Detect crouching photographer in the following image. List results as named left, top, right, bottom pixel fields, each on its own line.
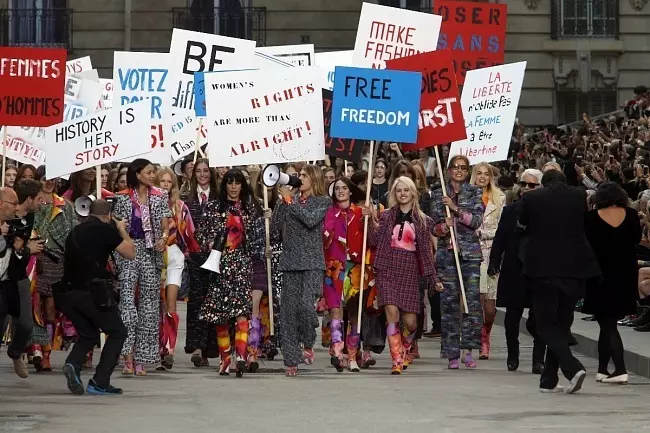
left=55, top=199, right=135, bottom=395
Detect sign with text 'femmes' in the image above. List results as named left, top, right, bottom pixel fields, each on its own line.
left=353, top=3, right=442, bottom=69
left=169, top=29, right=257, bottom=112
left=204, top=68, right=324, bottom=166
left=45, top=101, right=150, bottom=178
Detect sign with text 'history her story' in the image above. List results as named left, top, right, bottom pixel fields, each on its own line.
left=449, top=61, right=526, bottom=165
left=330, top=66, right=421, bottom=143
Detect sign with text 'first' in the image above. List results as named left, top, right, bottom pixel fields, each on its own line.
left=353, top=3, right=442, bottom=69
left=45, top=101, right=150, bottom=179
left=330, top=66, right=421, bottom=143
left=449, top=61, right=526, bottom=165
left=0, top=47, right=66, bottom=127
left=169, top=29, right=257, bottom=112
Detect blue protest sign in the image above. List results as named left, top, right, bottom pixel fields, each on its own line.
left=194, top=68, right=259, bottom=117
left=330, top=66, right=421, bottom=143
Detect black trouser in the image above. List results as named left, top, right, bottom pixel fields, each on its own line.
left=503, top=307, right=546, bottom=364
left=61, top=289, right=126, bottom=388
left=429, top=290, right=441, bottom=332
left=531, top=278, right=585, bottom=390
left=0, top=279, right=33, bottom=360
left=596, top=316, right=626, bottom=376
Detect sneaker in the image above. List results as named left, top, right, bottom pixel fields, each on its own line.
left=601, top=373, right=628, bottom=385
left=303, top=348, right=315, bottom=365
left=12, top=357, right=28, bottom=379
left=348, top=359, right=360, bottom=372
left=448, top=358, right=460, bottom=370
left=86, top=379, right=123, bottom=395
left=62, top=363, right=84, bottom=395
left=567, top=370, right=587, bottom=394
left=596, top=372, right=609, bottom=382
left=540, top=386, right=564, bottom=393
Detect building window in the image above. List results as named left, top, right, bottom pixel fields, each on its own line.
left=552, top=0, right=618, bottom=39
left=5, top=0, right=69, bottom=47
left=556, top=91, right=618, bottom=124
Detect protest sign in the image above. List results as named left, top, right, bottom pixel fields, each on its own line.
left=322, top=89, right=364, bottom=163
left=204, top=68, right=324, bottom=166
left=113, top=51, right=173, bottom=163
left=257, top=44, right=314, bottom=67
left=45, top=101, right=150, bottom=178
left=386, top=49, right=465, bottom=149
left=435, top=0, right=507, bottom=85
left=63, top=69, right=103, bottom=122
left=330, top=66, right=420, bottom=143
left=449, top=61, right=526, bottom=164
left=169, top=29, right=257, bottom=112
left=170, top=110, right=208, bottom=162
left=99, top=78, right=113, bottom=110
left=0, top=125, right=46, bottom=166
left=66, top=56, right=92, bottom=75
left=0, top=47, right=66, bottom=127
left=315, top=50, right=353, bottom=91
left=194, top=69, right=257, bottom=117
left=353, top=3, right=442, bottom=69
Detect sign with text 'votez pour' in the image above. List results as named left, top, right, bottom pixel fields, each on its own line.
left=386, top=49, right=466, bottom=149
left=434, top=0, right=507, bottom=85
left=169, top=29, right=257, bottom=112
left=45, top=101, right=150, bottom=178
left=0, top=47, right=66, bottom=127
left=353, top=3, right=442, bottom=69
left=322, top=89, right=365, bottom=163
left=449, top=61, right=526, bottom=165
left=330, top=66, right=421, bottom=143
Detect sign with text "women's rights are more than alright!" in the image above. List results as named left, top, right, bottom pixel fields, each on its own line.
left=449, top=61, right=526, bottom=165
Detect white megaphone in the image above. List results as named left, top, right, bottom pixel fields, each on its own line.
left=328, top=181, right=335, bottom=198
left=201, top=228, right=229, bottom=273
left=171, top=159, right=184, bottom=176
left=74, top=194, right=96, bottom=217
left=261, top=164, right=302, bottom=188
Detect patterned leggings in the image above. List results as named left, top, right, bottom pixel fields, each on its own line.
left=280, top=270, right=322, bottom=367
left=118, top=239, right=161, bottom=364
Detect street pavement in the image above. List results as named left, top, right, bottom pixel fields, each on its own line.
left=1, top=304, right=649, bottom=433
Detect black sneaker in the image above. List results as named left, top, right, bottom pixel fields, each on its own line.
left=634, top=322, right=650, bottom=332
left=63, top=363, right=84, bottom=395
left=87, top=379, right=123, bottom=395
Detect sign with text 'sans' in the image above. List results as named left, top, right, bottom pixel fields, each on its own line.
left=434, top=0, right=507, bottom=85
left=0, top=47, right=66, bottom=127
left=386, top=49, right=466, bottom=149
left=169, top=109, right=208, bottom=162
left=205, top=68, right=325, bottom=166
left=63, top=69, right=103, bottom=121
left=315, top=50, right=353, bottom=91
left=353, top=3, right=442, bottom=69
left=449, top=61, right=526, bottom=164
left=330, top=66, right=420, bottom=143
left=0, top=125, right=46, bottom=166
left=257, top=44, right=314, bottom=67
left=113, top=51, right=172, bottom=163
left=45, top=101, right=150, bottom=178
left=169, top=29, right=257, bottom=112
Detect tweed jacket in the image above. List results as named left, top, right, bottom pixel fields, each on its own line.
left=478, top=189, right=506, bottom=262
left=33, top=194, right=77, bottom=253
left=273, top=194, right=330, bottom=272
left=430, top=182, right=484, bottom=262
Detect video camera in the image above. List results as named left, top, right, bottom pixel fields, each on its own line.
left=5, top=217, right=32, bottom=242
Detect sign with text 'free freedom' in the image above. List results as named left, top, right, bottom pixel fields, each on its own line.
left=330, top=66, right=421, bottom=143
left=45, top=101, right=150, bottom=178
left=449, top=61, right=526, bottom=164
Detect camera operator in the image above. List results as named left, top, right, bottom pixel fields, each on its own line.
left=0, top=186, right=43, bottom=378
left=58, top=199, right=135, bottom=395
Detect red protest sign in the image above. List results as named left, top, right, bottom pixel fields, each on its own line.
left=434, top=0, right=507, bottom=85
left=0, top=47, right=66, bottom=127
left=386, top=49, right=466, bottom=149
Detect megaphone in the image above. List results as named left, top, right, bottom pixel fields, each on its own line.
left=201, top=228, right=229, bottom=273
left=262, top=164, right=302, bottom=188
left=328, top=181, right=335, bottom=198
left=74, top=194, right=96, bottom=217
left=171, top=159, right=184, bottom=177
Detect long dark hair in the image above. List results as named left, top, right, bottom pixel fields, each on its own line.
left=187, top=158, right=218, bottom=204
left=218, top=168, right=260, bottom=215
left=68, top=169, right=95, bottom=201
left=16, top=164, right=36, bottom=183
left=332, top=176, right=365, bottom=205
left=126, top=158, right=153, bottom=189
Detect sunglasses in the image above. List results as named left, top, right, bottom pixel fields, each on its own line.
left=450, top=164, right=469, bottom=172
left=519, top=181, right=540, bottom=188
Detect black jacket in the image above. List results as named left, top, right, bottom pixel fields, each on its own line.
left=0, top=239, right=30, bottom=318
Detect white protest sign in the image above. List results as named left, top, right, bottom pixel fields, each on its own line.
left=254, top=51, right=295, bottom=68
left=0, top=125, right=46, bottom=166
left=353, top=3, right=442, bottom=69
left=100, top=78, right=113, bottom=110
left=205, top=68, right=324, bottom=166
left=45, top=101, right=150, bottom=178
left=315, top=50, right=353, bottom=90
left=113, top=51, right=172, bottom=163
left=63, top=69, right=103, bottom=121
left=449, top=61, right=527, bottom=164
left=169, top=29, right=257, bottom=112
left=66, top=56, right=93, bottom=75
left=257, top=44, right=314, bottom=67
left=170, top=109, right=208, bottom=162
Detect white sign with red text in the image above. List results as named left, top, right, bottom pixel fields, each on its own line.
left=66, top=56, right=93, bottom=75
left=204, top=68, right=324, bottom=166
left=0, top=125, right=46, bottom=166
left=100, top=78, right=113, bottom=110
left=353, top=3, right=442, bottom=69
left=45, top=101, right=150, bottom=178
left=449, top=61, right=527, bottom=164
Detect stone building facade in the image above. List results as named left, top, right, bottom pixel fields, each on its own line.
left=1, top=0, right=649, bottom=126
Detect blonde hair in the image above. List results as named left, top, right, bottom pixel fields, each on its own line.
left=411, top=161, right=428, bottom=193
left=388, top=176, right=427, bottom=228
left=470, top=162, right=501, bottom=206
left=155, top=167, right=180, bottom=206
left=542, top=161, right=561, bottom=172
left=302, top=164, right=326, bottom=197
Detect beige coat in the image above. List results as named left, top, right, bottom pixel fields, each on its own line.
left=478, top=190, right=506, bottom=262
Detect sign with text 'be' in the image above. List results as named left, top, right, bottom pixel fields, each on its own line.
left=169, top=29, right=257, bottom=112
left=205, top=68, right=324, bottom=166
left=449, top=61, right=526, bottom=164
left=386, top=49, right=466, bottom=149
left=45, top=101, right=150, bottom=178
left=330, top=66, right=421, bottom=143
left=434, top=0, right=507, bottom=85
left=353, top=3, right=442, bottom=69
left=113, top=51, right=173, bottom=163
left=0, top=47, right=66, bottom=127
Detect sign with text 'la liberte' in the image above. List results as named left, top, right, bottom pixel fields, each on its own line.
left=0, top=47, right=66, bottom=127
left=45, top=101, right=150, bottom=178
left=330, top=66, right=421, bottom=143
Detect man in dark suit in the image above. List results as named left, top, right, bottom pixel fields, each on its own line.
left=518, top=170, right=601, bottom=394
